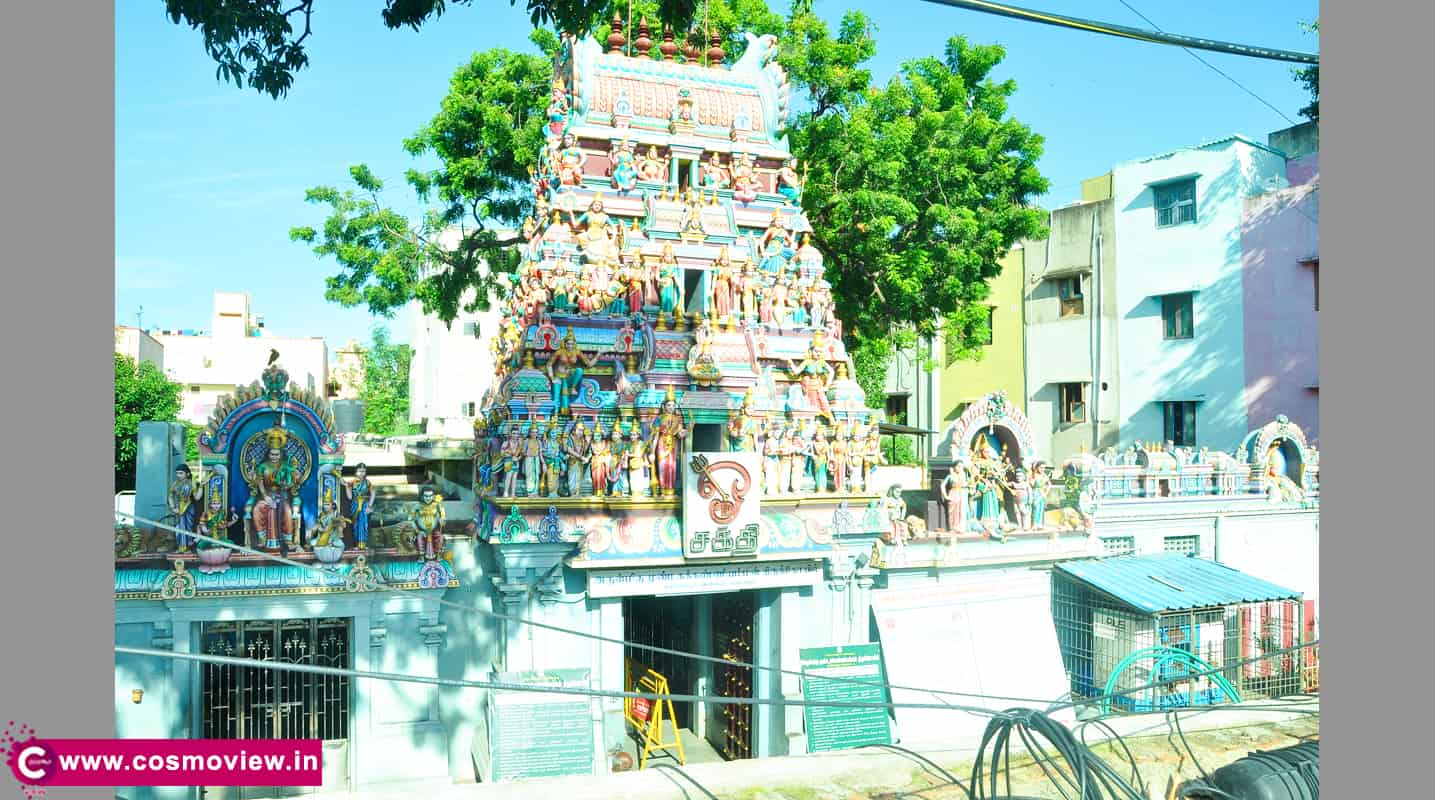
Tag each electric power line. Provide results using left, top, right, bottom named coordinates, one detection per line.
left=915, top=0, right=1319, bottom=64
left=1113, top=0, right=1298, bottom=126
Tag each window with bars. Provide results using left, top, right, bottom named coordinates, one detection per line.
left=1163, top=401, right=1198, bottom=447
left=1057, top=276, right=1085, bottom=317
left=885, top=394, right=910, bottom=425
left=1102, top=537, right=1135, bottom=555
left=1059, top=383, right=1087, bottom=425
left=1165, top=535, right=1200, bottom=555
left=461, top=401, right=477, bottom=417
left=1154, top=179, right=1197, bottom=228
left=1162, top=293, right=1194, bottom=340
left=200, top=618, right=351, bottom=742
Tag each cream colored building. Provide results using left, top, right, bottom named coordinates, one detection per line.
left=331, top=339, right=367, bottom=400
left=151, top=292, right=329, bottom=425
left=114, top=326, right=164, bottom=371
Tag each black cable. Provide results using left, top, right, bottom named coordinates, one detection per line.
left=865, top=743, right=974, bottom=799
left=917, top=0, right=1319, bottom=64
left=970, top=708, right=1148, bottom=800
left=1076, top=718, right=1144, bottom=791
left=1168, top=710, right=1211, bottom=782
left=651, top=762, right=720, bottom=800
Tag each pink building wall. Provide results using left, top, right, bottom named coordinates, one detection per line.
left=1240, top=155, right=1319, bottom=443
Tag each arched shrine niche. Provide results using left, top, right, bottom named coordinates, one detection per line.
left=1242, top=415, right=1310, bottom=489
left=939, top=391, right=1039, bottom=469
left=197, top=362, right=346, bottom=548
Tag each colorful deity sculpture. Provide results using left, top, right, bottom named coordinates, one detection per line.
left=1010, top=468, right=1032, bottom=530
left=499, top=430, right=521, bottom=497
left=811, top=429, right=832, bottom=493
left=247, top=425, right=302, bottom=551
left=658, top=244, right=684, bottom=321
left=638, top=145, right=669, bottom=182
left=1029, top=462, right=1050, bottom=529
left=728, top=389, right=762, bottom=452
left=565, top=421, right=593, bottom=496
left=711, top=247, right=734, bottom=321
left=883, top=484, right=909, bottom=547
left=762, top=422, right=783, bottom=492
left=522, top=420, right=544, bottom=496
left=625, top=427, right=651, bottom=498
left=167, top=464, right=202, bottom=552
left=547, top=329, right=603, bottom=414
left=731, top=152, right=760, bottom=203
left=784, top=334, right=836, bottom=424
left=776, top=158, right=804, bottom=204
left=701, top=151, right=731, bottom=189
left=611, top=139, right=639, bottom=192
left=557, top=132, right=586, bottom=186
left=546, top=79, right=570, bottom=138
left=542, top=425, right=566, bottom=498
left=195, top=487, right=239, bottom=548
left=345, top=463, right=375, bottom=549
left=651, top=388, right=690, bottom=497
left=570, top=194, right=616, bottom=262
left=758, top=210, right=790, bottom=274
left=311, top=487, right=350, bottom=549
left=679, top=189, right=707, bottom=241
left=589, top=423, right=614, bottom=497
left=411, top=486, right=446, bottom=561
left=942, top=461, right=969, bottom=533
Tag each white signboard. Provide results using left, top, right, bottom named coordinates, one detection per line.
left=588, top=561, right=822, bottom=599
left=682, top=451, right=762, bottom=560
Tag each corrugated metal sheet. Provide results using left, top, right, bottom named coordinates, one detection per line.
left=1054, top=553, right=1300, bottom=614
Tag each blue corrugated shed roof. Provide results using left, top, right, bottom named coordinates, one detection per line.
left=1054, top=553, right=1300, bottom=614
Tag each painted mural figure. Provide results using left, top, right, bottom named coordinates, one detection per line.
left=167, top=464, right=202, bottom=552
left=547, top=330, right=603, bottom=414
left=412, top=486, right=446, bottom=562
left=942, top=461, right=969, bottom=533
left=348, top=463, right=375, bottom=549
left=565, top=422, right=593, bottom=497
left=247, top=426, right=301, bottom=551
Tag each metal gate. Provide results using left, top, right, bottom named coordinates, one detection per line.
left=199, top=618, right=351, bottom=799
left=623, top=597, right=695, bottom=730
left=711, top=592, right=755, bottom=760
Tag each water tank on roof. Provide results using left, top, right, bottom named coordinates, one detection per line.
left=332, top=400, right=365, bottom=435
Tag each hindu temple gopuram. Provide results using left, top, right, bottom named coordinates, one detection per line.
left=112, top=27, right=1321, bottom=797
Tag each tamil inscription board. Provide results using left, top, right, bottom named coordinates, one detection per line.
left=800, top=643, right=892, bottom=753
left=487, top=668, right=596, bottom=781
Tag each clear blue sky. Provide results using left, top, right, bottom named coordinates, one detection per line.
left=116, top=0, right=1318, bottom=351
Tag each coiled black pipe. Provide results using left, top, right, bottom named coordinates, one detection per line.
left=1180, top=741, right=1319, bottom=800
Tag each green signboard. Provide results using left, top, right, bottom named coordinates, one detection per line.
left=800, top=643, right=893, bottom=753
left=487, top=669, right=596, bottom=781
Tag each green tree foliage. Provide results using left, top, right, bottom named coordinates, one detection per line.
left=162, top=0, right=706, bottom=99
left=360, top=325, right=417, bottom=436
left=1292, top=19, right=1318, bottom=122
left=291, top=1, right=1047, bottom=400
left=115, top=352, right=183, bottom=491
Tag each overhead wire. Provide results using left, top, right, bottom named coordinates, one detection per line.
left=915, top=0, right=1318, bottom=64
left=1111, top=0, right=1299, bottom=126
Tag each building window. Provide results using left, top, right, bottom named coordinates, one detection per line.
left=1059, top=383, right=1087, bottom=425
left=462, top=321, right=480, bottom=337
left=1102, top=537, right=1135, bottom=555
left=885, top=394, right=909, bottom=425
left=1154, top=179, right=1197, bottom=228
left=1162, top=293, right=1194, bottom=340
left=1164, top=535, right=1200, bottom=555
left=1163, top=401, right=1198, bottom=446
left=200, top=618, right=351, bottom=740
left=983, top=307, right=995, bottom=346
left=461, top=402, right=477, bottom=417
left=1312, top=261, right=1319, bottom=311
left=1057, top=276, right=1085, bottom=317
left=190, top=385, right=201, bottom=393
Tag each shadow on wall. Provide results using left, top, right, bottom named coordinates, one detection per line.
left=1120, top=156, right=1253, bottom=449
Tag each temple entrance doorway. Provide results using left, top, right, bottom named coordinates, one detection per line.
left=621, top=589, right=757, bottom=764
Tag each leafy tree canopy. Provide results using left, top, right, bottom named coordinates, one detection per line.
left=163, top=0, right=708, bottom=99
left=289, top=0, right=1047, bottom=402
left=360, top=325, right=417, bottom=436
left=115, top=352, right=183, bottom=491
left=1293, top=19, right=1318, bottom=122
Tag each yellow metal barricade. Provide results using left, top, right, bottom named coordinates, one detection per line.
left=623, top=659, right=686, bottom=769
